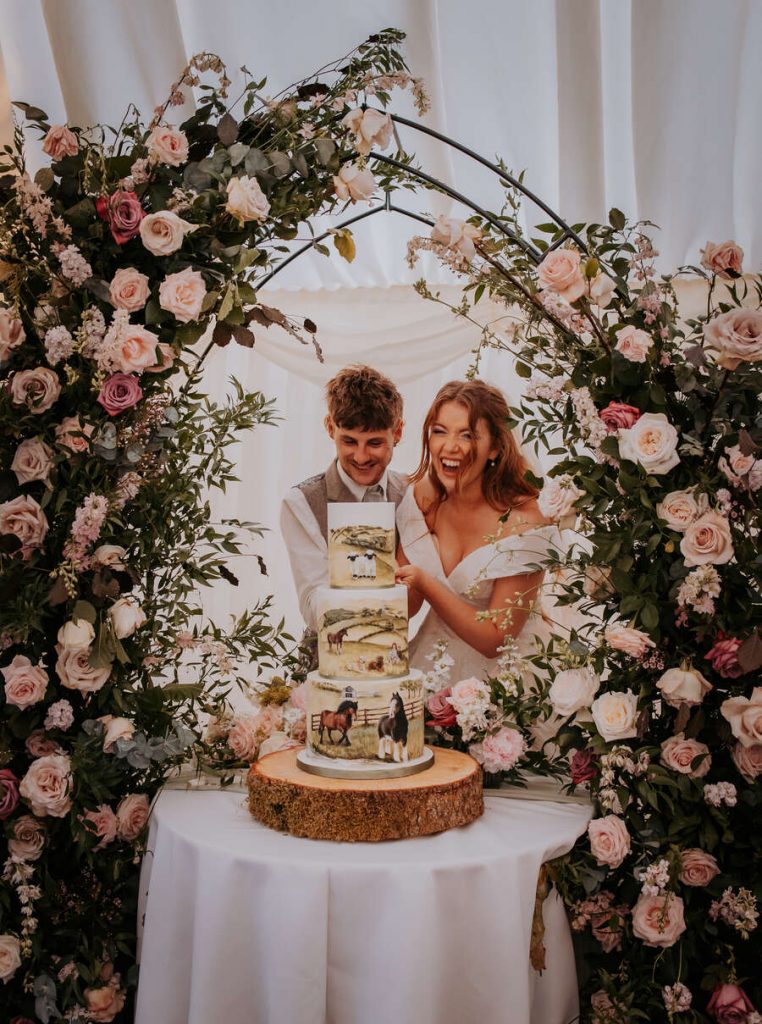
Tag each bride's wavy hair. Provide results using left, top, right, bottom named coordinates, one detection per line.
left=410, top=380, right=538, bottom=512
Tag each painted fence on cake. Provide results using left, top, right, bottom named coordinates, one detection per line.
left=308, top=680, right=424, bottom=762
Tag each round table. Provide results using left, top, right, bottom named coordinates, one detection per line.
left=135, top=786, right=591, bottom=1024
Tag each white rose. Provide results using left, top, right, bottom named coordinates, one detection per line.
left=146, top=125, right=189, bottom=166
left=0, top=933, right=22, bottom=983
left=549, top=667, right=600, bottom=717
left=11, top=438, right=55, bottom=486
left=618, top=413, right=680, bottom=475
left=589, top=273, right=616, bottom=307
left=57, top=618, right=96, bottom=650
left=591, top=690, right=639, bottom=742
left=656, top=490, right=708, bottom=533
left=333, top=162, right=377, bottom=202
left=656, top=667, right=713, bottom=708
left=614, top=325, right=653, bottom=362
left=92, top=544, right=127, bottom=569
left=341, top=108, right=393, bottom=155
left=679, top=510, right=734, bottom=568
left=19, top=753, right=73, bottom=817
left=158, top=267, right=207, bottom=323
left=108, top=598, right=146, bottom=639
left=139, top=211, right=196, bottom=256
left=537, top=475, right=584, bottom=520
left=109, top=267, right=150, bottom=312
left=225, top=176, right=271, bottom=224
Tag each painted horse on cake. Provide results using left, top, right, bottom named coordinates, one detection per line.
left=377, top=692, right=408, bottom=762
left=318, top=699, right=358, bottom=745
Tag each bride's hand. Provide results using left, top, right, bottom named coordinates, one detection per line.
left=395, top=563, right=428, bottom=593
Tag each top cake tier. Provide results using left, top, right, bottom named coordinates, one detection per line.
left=327, top=501, right=396, bottom=589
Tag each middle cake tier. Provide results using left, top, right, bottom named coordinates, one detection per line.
left=316, top=583, right=409, bottom=679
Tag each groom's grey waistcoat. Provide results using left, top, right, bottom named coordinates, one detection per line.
left=297, top=461, right=407, bottom=542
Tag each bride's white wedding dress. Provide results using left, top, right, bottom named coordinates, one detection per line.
left=397, top=486, right=561, bottom=681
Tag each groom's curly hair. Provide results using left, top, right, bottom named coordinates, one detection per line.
left=325, top=365, right=403, bottom=430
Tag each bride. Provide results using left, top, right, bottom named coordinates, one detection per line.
left=396, top=380, right=558, bottom=680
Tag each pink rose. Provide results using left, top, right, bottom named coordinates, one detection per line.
left=0, top=309, right=26, bottom=361
left=8, top=814, right=45, bottom=860
left=19, top=753, right=72, bottom=817
left=116, top=793, right=150, bottom=840
left=42, top=124, right=79, bottom=160
left=342, top=108, right=393, bottom=155
left=605, top=623, right=655, bottom=658
left=96, top=190, right=145, bottom=245
left=705, top=635, right=743, bottom=679
left=82, top=804, right=118, bottom=849
left=227, top=716, right=260, bottom=760
left=158, top=267, right=207, bottom=323
left=139, top=210, right=196, bottom=256
left=701, top=240, right=744, bottom=279
left=570, top=748, right=598, bottom=784
left=732, top=742, right=762, bottom=782
left=55, top=645, right=111, bottom=693
left=656, top=489, right=707, bottom=533
left=98, top=715, right=136, bottom=753
left=25, top=729, right=62, bottom=758
left=587, top=815, right=631, bottom=868
left=0, top=935, right=22, bottom=983
left=591, top=905, right=627, bottom=953
left=55, top=415, right=94, bottom=454
left=631, top=893, right=686, bottom=948
left=679, top=848, right=720, bottom=886
left=112, top=324, right=159, bottom=374
left=704, top=309, right=762, bottom=370
left=92, top=544, right=127, bottom=569
left=109, top=267, right=150, bottom=311
left=426, top=686, right=458, bottom=728
left=537, top=475, right=584, bottom=521
left=0, top=768, right=20, bottom=820
left=470, top=726, right=526, bottom=773
left=680, top=510, right=734, bottom=568
left=614, top=325, right=653, bottom=362
left=333, top=162, right=377, bottom=202
left=660, top=733, right=711, bottom=777
left=720, top=688, right=762, bottom=747
left=2, top=654, right=48, bottom=709
left=84, top=974, right=126, bottom=1023
left=146, top=125, right=189, bottom=166
left=430, top=215, right=482, bottom=260
left=145, top=342, right=175, bottom=374
left=537, top=249, right=586, bottom=302
left=598, top=401, right=641, bottom=432
left=707, top=983, right=755, bottom=1024
left=0, top=494, right=49, bottom=558
left=10, top=367, right=61, bottom=413
left=11, top=437, right=55, bottom=486
left=97, top=373, right=143, bottom=416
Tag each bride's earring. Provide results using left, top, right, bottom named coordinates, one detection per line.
left=486, top=458, right=497, bottom=468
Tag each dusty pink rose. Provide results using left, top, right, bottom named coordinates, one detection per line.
left=660, top=733, right=711, bottom=777
left=2, top=654, right=48, bottom=709
left=680, top=510, right=734, bottom=568
left=8, top=814, right=45, bottom=860
left=656, top=667, right=712, bottom=708
left=707, top=983, right=755, bottom=1023
left=342, top=107, right=393, bottom=155
left=159, top=267, right=207, bottom=322
left=631, top=893, right=686, bottom=948
left=591, top=905, right=627, bottom=953
left=145, top=342, right=175, bottom=374
left=116, top=793, right=150, bottom=840
left=146, top=125, right=189, bottom=166
left=113, top=324, right=160, bottom=374
left=82, top=804, right=119, bottom=849
left=227, top=716, right=260, bottom=760
left=333, top=162, right=377, bottom=202
left=19, top=753, right=72, bottom=817
left=599, top=401, right=641, bottom=432
left=656, top=489, right=707, bottom=533
left=99, top=715, right=136, bottom=753
left=705, top=635, right=743, bottom=679
left=109, top=267, right=150, bottom=311
left=732, top=742, right=762, bottom=782
left=139, top=210, right=196, bottom=255
left=96, top=190, right=145, bottom=245
left=0, top=494, right=49, bottom=558
left=97, top=373, right=143, bottom=416
left=25, top=729, right=62, bottom=758
left=11, top=438, right=55, bottom=486
left=605, top=623, right=655, bottom=658
left=55, top=645, right=111, bottom=693
left=84, top=974, right=126, bottom=1022
left=720, top=687, right=762, bottom=747
left=704, top=309, right=762, bottom=369
left=587, top=815, right=631, bottom=868
left=570, top=748, right=599, bottom=784
left=430, top=215, right=482, bottom=260
left=426, top=686, right=457, bottom=728
left=42, top=124, right=79, bottom=160
left=470, top=726, right=526, bottom=773
left=0, top=769, right=20, bottom=820
left=614, top=325, right=653, bottom=362
left=679, top=848, right=720, bottom=886
left=10, top=366, right=61, bottom=413
left=701, top=240, right=744, bottom=279
left=0, top=309, right=26, bottom=361
left=537, top=249, right=586, bottom=302
left=55, top=415, right=94, bottom=453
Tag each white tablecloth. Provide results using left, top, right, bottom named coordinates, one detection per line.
left=135, top=788, right=591, bottom=1024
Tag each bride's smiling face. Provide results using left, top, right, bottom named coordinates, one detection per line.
left=428, top=400, right=497, bottom=493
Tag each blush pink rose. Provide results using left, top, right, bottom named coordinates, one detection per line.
left=8, top=814, right=45, bottom=860
left=158, top=267, right=207, bottom=322
left=732, top=742, right=762, bottom=782
left=139, top=210, right=196, bottom=255
left=146, top=125, right=189, bottom=166
left=701, top=240, right=744, bottom=279
left=82, top=804, right=118, bottom=849
left=426, top=686, right=458, bottom=728
left=116, top=793, right=150, bottom=840
left=10, top=367, right=61, bottom=413
left=112, top=325, right=159, bottom=374
left=538, top=248, right=586, bottom=302
left=225, top=176, right=271, bottom=224
left=0, top=309, right=26, bottom=361
left=2, top=654, right=49, bottom=709
left=333, top=163, right=377, bottom=202
left=227, top=716, right=260, bottom=760
left=704, top=309, right=762, bottom=370
left=660, top=734, right=711, bottom=777
left=11, top=437, right=55, bottom=486
left=680, top=510, right=734, bottom=568
left=109, top=267, right=150, bottom=311
left=614, top=325, right=653, bottom=362
left=587, top=815, right=631, bottom=868
left=705, top=635, right=743, bottom=679
left=656, top=667, right=712, bottom=708
left=0, top=494, right=49, bottom=558
left=84, top=974, right=126, bottom=1023
left=631, top=893, right=686, bottom=948
left=470, top=726, right=526, bottom=773
left=42, top=124, right=79, bottom=160
left=720, top=688, right=762, bottom=747
left=55, top=644, right=111, bottom=693
left=605, top=623, right=655, bottom=658
left=0, top=769, right=20, bottom=820
left=598, top=401, right=641, bottom=432
left=144, top=342, right=175, bottom=373
left=679, top=848, right=720, bottom=886
left=342, top=107, right=394, bottom=155
left=96, top=190, right=145, bottom=245
left=55, top=415, right=94, bottom=453
left=656, top=489, right=707, bottom=533
left=97, top=373, right=143, bottom=416
left=98, top=715, right=136, bottom=753
left=707, top=983, right=755, bottom=1023
left=19, top=753, right=72, bottom=817
left=430, top=215, right=482, bottom=260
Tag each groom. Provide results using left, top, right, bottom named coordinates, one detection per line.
left=281, top=365, right=407, bottom=656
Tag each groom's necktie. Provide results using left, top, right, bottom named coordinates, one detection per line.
left=363, top=484, right=385, bottom=502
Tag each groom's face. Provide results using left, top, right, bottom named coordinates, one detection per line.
left=325, top=418, right=403, bottom=486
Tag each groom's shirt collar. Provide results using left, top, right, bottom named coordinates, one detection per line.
left=336, top=461, right=389, bottom=501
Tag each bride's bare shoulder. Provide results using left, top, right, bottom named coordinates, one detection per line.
left=503, top=497, right=552, bottom=534
left=413, top=477, right=437, bottom=512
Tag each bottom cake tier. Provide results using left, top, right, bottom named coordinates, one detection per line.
left=305, top=669, right=425, bottom=767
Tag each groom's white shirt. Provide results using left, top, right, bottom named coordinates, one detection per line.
left=280, top=463, right=390, bottom=631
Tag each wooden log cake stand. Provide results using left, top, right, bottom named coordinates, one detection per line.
left=247, top=747, right=484, bottom=842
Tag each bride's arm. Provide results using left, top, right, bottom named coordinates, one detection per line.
left=396, top=546, right=426, bottom=617
left=395, top=565, right=544, bottom=659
